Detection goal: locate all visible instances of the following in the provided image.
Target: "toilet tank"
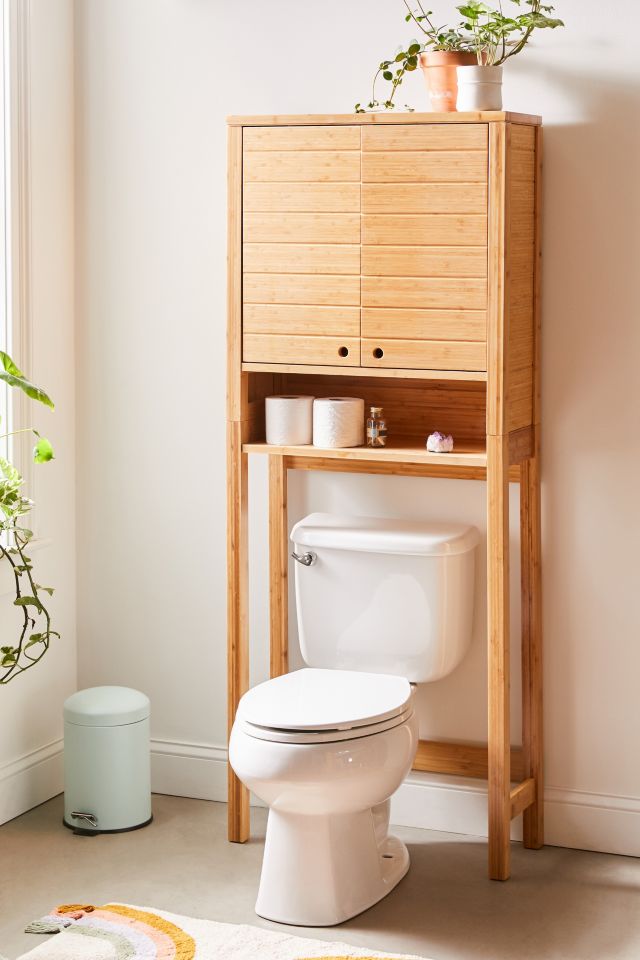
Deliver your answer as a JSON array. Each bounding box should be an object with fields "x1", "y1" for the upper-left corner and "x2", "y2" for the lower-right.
[{"x1": 290, "y1": 513, "x2": 479, "y2": 683}]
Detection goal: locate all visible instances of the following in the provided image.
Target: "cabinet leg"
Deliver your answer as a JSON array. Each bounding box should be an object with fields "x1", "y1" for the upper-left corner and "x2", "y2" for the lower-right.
[
  {"x1": 487, "y1": 434, "x2": 511, "y2": 880},
  {"x1": 269, "y1": 455, "x2": 289, "y2": 678},
  {"x1": 227, "y1": 421, "x2": 250, "y2": 842},
  {"x1": 521, "y1": 433, "x2": 544, "y2": 848}
]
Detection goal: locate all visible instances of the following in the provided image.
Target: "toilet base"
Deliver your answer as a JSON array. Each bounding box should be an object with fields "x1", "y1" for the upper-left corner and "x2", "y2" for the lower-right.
[{"x1": 255, "y1": 805, "x2": 409, "y2": 926}]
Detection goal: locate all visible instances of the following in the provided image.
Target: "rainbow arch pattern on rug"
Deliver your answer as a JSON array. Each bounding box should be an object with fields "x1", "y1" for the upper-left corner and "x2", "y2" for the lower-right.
[{"x1": 21, "y1": 903, "x2": 426, "y2": 960}]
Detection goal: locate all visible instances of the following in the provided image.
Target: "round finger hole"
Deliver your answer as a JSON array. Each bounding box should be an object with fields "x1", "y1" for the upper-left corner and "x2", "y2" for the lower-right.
[
  {"x1": 373, "y1": 347, "x2": 384, "y2": 359},
  {"x1": 338, "y1": 346, "x2": 349, "y2": 358}
]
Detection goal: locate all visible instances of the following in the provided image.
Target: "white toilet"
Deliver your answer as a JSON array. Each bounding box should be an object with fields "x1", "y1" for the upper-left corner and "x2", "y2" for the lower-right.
[{"x1": 230, "y1": 512, "x2": 479, "y2": 927}]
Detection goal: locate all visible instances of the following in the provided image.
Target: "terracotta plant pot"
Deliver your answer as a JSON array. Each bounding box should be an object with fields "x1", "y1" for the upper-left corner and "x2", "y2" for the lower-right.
[
  {"x1": 419, "y1": 51, "x2": 477, "y2": 112},
  {"x1": 456, "y1": 65, "x2": 503, "y2": 111}
]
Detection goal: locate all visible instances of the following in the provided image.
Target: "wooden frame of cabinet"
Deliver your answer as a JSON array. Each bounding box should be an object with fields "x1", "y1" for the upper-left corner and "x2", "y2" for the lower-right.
[{"x1": 227, "y1": 111, "x2": 543, "y2": 882}]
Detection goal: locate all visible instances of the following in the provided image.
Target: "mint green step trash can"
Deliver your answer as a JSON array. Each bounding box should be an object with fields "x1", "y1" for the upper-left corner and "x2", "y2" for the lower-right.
[{"x1": 63, "y1": 686, "x2": 152, "y2": 834}]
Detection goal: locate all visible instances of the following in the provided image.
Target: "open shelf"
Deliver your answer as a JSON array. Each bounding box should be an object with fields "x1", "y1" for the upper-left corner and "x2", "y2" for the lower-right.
[{"x1": 243, "y1": 437, "x2": 487, "y2": 469}]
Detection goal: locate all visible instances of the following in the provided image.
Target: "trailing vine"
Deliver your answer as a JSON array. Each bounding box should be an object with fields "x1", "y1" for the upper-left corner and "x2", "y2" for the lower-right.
[{"x1": 0, "y1": 350, "x2": 56, "y2": 684}]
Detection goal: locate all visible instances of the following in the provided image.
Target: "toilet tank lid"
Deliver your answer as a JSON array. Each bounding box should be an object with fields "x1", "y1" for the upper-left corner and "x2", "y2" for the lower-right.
[
  {"x1": 291, "y1": 513, "x2": 480, "y2": 557},
  {"x1": 64, "y1": 686, "x2": 150, "y2": 726}
]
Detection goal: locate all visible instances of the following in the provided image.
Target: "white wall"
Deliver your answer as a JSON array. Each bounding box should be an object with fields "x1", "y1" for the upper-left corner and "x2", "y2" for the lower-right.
[
  {"x1": 0, "y1": 0, "x2": 76, "y2": 824},
  {"x1": 74, "y1": 0, "x2": 640, "y2": 855}
]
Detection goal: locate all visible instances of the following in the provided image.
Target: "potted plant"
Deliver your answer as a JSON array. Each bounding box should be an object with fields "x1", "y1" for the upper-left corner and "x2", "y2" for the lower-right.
[
  {"x1": 355, "y1": 3, "x2": 475, "y2": 113},
  {"x1": 455, "y1": 0, "x2": 564, "y2": 110},
  {"x1": 0, "y1": 351, "x2": 56, "y2": 684}
]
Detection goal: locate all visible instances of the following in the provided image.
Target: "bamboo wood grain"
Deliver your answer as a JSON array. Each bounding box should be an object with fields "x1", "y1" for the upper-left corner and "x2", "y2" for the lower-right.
[
  {"x1": 242, "y1": 361, "x2": 488, "y2": 382},
  {"x1": 243, "y1": 182, "x2": 361, "y2": 213},
  {"x1": 532, "y1": 127, "x2": 543, "y2": 426},
  {"x1": 245, "y1": 437, "x2": 487, "y2": 468},
  {"x1": 362, "y1": 151, "x2": 488, "y2": 183},
  {"x1": 361, "y1": 307, "x2": 486, "y2": 342},
  {"x1": 510, "y1": 777, "x2": 536, "y2": 819},
  {"x1": 244, "y1": 303, "x2": 360, "y2": 337},
  {"x1": 228, "y1": 111, "x2": 541, "y2": 126},
  {"x1": 361, "y1": 124, "x2": 488, "y2": 151},
  {"x1": 227, "y1": 127, "x2": 244, "y2": 421},
  {"x1": 227, "y1": 420, "x2": 250, "y2": 842},
  {"x1": 362, "y1": 182, "x2": 487, "y2": 214},
  {"x1": 487, "y1": 433, "x2": 512, "y2": 880},
  {"x1": 521, "y1": 429, "x2": 543, "y2": 848},
  {"x1": 244, "y1": 273, "x2": 361, "y2": 306},
  {"x1": 362, "y1": 245, "x2": 487, "y2": 279},
  {"x1": 510, "y1": 124, "x2": 537, "y2": 150},
  {"x1": 269, "y1": 456, "x2": 289, "y2": 678},
  {"x1": 511, "y1": 150, "x2": 536, "y2": 181},
  {"x1": 244, "y1": 151, "x2": 360, "y2": 183},
  {"x1": 284, "y1": 455, "x2": 486, "y2": 480},
  {"x1": 244, "y1": 212, "x2": 361, "y2": 244},
  {"x1": 487, "y1": 122, "x2": 508, "y2": 434},
  {"x1": 244, "y1": 242, "x2": 360, "y2": 275},
  {"x1": 505, "y1": 137, "x2": 536, "y2": 432},
  {"x1": 362, "y1": 213, "x2": 487, "y2": 246},
  {"x1": 362, "y1": 338, "x2": 486, "y2": 372},
  {"x1": 283, "y1": 453, "x2": 522, "y2": 483},
  {"x1": 243, "y1": 333, "x2": 361, "y2": 366},
  {"x1": 414, "y1": 739, "x2": 524, "y2": 781},
  {"x1": 508, "y1": 425, "x2": 534, "y2": 464},
  {"x1": 363, "y1": 276, "x2": 487, "y2": 311},
  {"x1": 244, "y1": 125, "x2": 360, "y2": 151}
]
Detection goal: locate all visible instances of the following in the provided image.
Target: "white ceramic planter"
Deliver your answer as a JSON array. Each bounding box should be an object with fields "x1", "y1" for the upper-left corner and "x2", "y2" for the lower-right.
[{"x1": 456, "y1": 65, "x2": 503, "y2": 111}]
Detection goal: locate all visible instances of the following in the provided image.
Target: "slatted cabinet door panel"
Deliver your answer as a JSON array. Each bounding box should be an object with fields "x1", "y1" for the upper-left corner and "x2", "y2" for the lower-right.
[
  {"x1": 242, "y1": 126, "x2": 361, "y2": 366},
  {"x1": 362, "y1": 123, "x2": 489, "y2": 372}
]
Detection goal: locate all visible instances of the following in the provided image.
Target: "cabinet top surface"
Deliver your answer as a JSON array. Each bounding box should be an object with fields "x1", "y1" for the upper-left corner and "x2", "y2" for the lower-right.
[{"x1": 227, "y1": 111, "x2": 541, "y2": 127}]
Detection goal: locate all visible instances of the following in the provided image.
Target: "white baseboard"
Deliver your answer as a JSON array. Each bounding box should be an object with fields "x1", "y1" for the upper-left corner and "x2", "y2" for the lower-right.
[
  {"x1": 395, "y1": 771, "x2": 640, "y2": 857},
  {"x1": 151, "y1": 738, "x2": 229, "y2": 801},
  {"x1": 0, "y1": 737, "x2": 63, "y2": 825},
  {"x1": 150, "y1": 740, "x2": 640, "y2": 858}
]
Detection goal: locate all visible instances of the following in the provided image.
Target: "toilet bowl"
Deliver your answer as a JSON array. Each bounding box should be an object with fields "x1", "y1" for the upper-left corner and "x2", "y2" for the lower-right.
[
  {"x1": 229, "y1": 513, "x2": 479, "y2": 926},
  {"x1": 229, "y1": 668, "x2": 418, "y2": 926}
]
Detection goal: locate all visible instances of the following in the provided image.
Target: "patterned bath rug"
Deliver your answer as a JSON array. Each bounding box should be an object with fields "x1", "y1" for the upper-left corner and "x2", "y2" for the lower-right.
[{"x1": 16, "y1": 903, "x2": 428, "y2": 960}]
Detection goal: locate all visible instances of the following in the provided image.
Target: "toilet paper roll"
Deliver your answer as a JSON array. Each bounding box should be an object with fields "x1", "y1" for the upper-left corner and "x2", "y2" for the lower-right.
[
  {"x1": 313, "y1": 397, "x2": 365, "y2": 448},
  {"x1": 265, "y1": 396, "x2": 314, "y2": 445}
]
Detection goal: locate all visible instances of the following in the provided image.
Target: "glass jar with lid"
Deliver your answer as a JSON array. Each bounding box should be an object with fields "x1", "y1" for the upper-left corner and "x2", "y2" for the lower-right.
[{"x1": 366, "y1": 406, "x2": 387, "y2": 447}]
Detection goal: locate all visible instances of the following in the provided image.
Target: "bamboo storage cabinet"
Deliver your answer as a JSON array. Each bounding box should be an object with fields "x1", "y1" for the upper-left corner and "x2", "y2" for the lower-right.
[{"x1": 227, "y1": 111, "x2": 542, "y2": 882}]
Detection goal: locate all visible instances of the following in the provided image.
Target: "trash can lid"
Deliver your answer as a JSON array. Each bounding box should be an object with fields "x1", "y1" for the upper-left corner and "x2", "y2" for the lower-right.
[{"x1": 64, "y1": 686, "x2": 150, "y2": 727}]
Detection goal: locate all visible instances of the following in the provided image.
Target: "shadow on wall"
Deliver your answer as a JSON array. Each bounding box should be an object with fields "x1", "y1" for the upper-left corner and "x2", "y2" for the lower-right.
[{"x1": 539, "y1": 67, "x2": 640, "y2": 790}]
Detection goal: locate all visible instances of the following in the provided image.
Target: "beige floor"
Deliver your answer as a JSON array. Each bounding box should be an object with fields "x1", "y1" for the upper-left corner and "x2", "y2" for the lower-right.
[{"x1": 1, "y1": 795, "x2": 639, "y2": 960}]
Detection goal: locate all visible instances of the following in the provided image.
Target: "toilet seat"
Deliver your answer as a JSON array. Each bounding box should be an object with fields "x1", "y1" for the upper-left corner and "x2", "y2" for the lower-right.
[
  {"x1": 241, "y1": 703, "x2": 414, "y2": 745},
  {"x1": 237, "y1": 668, "x2": 413, "y2": 745}
]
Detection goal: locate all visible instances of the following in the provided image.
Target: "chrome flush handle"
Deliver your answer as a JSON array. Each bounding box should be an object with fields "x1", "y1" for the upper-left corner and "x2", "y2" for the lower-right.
[{"x1": 291, "y1": 551, "x2": 316, "y2": 567}]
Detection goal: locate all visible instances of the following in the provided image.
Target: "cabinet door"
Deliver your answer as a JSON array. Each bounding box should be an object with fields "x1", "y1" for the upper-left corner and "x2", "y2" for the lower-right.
[
  {"x1": 361, "y1": 124, "x2": 488, "y2": 372},
  {"x1": 242, "y1": 126, "x2": 361, "y2": 367}
]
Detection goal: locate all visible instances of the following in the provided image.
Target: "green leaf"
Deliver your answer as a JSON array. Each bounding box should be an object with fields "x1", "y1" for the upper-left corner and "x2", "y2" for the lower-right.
[
  {"x1": 0, "y1": 371, "x2": 54, "y2": 409},
  {"x1": 14, "y1": 596, "x2": 42, "y2": 610},
  {"x1": 383, "y1": 70, "x2": 393, "y2": 80},
  {"x1": 408, "y1": 42, "x2": 421, "y2": 54},
  {"x1": 0, "y1": 457, "x2": 21, "y2": 484},
  {"x1": 0, "y1": 351, "x2": 24, "y2": 378},
  {"x1": 25, "y1": 633, "x2": 43, "y2": 648},
  {"x1": 35, "y1": 585, "x2": 54, "y2": 596},
  {"x1": 33, "y1": 437, "x2": 54, "y2": 463}
]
